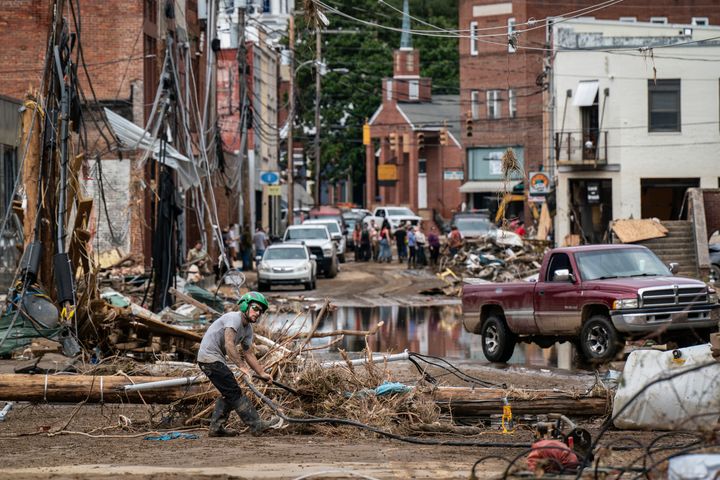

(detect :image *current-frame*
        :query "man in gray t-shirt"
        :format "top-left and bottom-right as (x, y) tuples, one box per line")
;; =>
(197, 291), (282, 437)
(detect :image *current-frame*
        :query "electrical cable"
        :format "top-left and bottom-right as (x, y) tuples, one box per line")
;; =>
(408, 352), (502, 388)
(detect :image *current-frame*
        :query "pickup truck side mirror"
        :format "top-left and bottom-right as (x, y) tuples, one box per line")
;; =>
(310, 254), (317, 261)
(553, 269), (575, 282)
(255, 256), (262, 262)
(668, 262), (679, 274)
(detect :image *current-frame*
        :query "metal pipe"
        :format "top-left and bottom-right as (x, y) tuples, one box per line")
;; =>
(0, 402), (13, 421)
(321, 350), (410, 368)
(122, 375), (205, 392)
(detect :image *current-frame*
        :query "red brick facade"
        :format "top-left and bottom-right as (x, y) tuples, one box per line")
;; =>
(459, 0), (720, 215)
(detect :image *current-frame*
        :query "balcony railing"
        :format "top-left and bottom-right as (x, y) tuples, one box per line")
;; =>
(555, 130), (608, 165)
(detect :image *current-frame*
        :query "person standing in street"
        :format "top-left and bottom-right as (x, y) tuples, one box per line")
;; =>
(428, 227), (440, 268)
(394, 222), (407, 263)
(369, 220), (379, 262)
(407, 224), (417, 268)
(378, 221), (392, 262)
(353, 223), (362, 262)
(415, 226), (427, 267)
(253, 226), (269, 262)
(197, 292), (283, 437)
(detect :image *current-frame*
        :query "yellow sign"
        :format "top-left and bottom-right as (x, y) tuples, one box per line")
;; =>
(362, 123), (370, 145)
(267, 185), (281, 196)
(377, 164), (398, 181)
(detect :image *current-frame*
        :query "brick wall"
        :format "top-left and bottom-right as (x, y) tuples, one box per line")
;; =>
(703, 189), (720, 239)
(459, 0), (720, 205)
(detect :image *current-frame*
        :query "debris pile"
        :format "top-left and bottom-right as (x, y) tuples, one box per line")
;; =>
(430, 232), (550, 296)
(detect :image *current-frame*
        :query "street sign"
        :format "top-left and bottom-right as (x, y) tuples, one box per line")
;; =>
(528, 171), (550, 195)
(267, 185), (282, 196)
(259, 171), (280, 185)
(443, 170), (464, 181)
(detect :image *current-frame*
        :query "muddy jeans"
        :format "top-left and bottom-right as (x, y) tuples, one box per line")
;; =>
(198, 361), (246, 404)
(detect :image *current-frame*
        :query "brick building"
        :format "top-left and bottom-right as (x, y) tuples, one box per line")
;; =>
(365, 2), (463, 219)
(458, 0), (720, 223)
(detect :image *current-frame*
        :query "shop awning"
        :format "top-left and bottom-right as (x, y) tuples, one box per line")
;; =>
(459, 180), (521, 193)
(573, 80), (599, 107)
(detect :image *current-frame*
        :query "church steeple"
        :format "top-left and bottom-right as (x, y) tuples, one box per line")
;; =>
(400, 0), (412, 50)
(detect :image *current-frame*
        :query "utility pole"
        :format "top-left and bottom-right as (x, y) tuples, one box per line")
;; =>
(313, 26), (322, 206)
(238, 7), (252, 230)
(287, 15), (295, 226)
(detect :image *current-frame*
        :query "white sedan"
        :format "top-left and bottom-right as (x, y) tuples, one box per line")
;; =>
(256, 244), (317, 291)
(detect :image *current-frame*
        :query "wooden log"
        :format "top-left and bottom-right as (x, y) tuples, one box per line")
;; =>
(168, 287), (222, 317)
(432, 387), (610, 416)
(109, 304), (203, 344)
(0, 374), (211, 404)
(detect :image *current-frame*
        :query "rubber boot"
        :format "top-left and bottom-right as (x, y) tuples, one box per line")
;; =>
(232, 397), (284, 436)
(208, 397), (238, 437)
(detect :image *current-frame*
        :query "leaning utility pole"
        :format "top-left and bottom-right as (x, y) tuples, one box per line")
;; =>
(313, 26), (322, 207)
(287, 15), (295, 226)
(238, 6), (252, 230)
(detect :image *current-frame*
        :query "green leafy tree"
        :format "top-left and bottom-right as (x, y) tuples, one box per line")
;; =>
(293, 0), (458, 203)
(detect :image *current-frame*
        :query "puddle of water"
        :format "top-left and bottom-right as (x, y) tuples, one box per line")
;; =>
(265, 305), (562, 368)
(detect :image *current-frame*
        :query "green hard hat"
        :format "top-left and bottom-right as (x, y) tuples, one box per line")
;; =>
(239, 291), (269, 312)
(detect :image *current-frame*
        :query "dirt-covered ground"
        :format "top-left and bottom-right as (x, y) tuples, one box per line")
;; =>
(0, 261), (714, 479)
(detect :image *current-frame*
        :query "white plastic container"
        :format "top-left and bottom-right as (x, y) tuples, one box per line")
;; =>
(668, 454), (720, 480)
(612, 344), (720, 430)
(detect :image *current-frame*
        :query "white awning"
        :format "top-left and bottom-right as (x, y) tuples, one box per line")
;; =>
(104, 108), (199, 190)
(573, 80), (599, 107)
(459, 180), (520, 193)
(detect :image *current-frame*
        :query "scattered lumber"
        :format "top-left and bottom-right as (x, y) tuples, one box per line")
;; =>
(432, 387), (609, 416)
(0, 374), (211, 404)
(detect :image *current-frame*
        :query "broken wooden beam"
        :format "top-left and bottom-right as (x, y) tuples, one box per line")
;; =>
(0, 374), (211, 404)
(168, 287), (222, 317)
(432, 387), (610, 416)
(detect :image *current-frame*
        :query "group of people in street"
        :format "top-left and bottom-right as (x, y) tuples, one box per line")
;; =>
(352, 220), (457, 269)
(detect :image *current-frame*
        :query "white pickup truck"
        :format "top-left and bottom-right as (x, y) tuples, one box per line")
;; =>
(363, 206), (423, 232)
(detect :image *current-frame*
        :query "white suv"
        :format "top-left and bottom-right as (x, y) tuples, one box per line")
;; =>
(283, 225), (339, 278)
(302, 219), (347, 263)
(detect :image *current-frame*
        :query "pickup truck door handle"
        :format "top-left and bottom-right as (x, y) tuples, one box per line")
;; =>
(539, 290), (545, 296)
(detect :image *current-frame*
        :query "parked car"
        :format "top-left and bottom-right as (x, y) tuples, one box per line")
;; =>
(302, 219), (347, 263)
(364, 206), (422, 233)
(462, 244), (719, 364)
(451, 212), (496, 240)
(283, 225), (338, 278)
(710, 243), (720, 282)
(256, 243), (317, 291)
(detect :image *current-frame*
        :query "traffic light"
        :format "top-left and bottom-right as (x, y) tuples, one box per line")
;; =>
(389, 132), (398, 151)
(439, 128), (448, 146)
(416, 132), (425, 150)
(465, 112), (473, 137)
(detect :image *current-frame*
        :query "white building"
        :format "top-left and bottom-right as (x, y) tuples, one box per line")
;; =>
(550, 19), (720, 244)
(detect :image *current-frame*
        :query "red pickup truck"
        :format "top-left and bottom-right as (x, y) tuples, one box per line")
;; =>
(462, 244), (719, 363)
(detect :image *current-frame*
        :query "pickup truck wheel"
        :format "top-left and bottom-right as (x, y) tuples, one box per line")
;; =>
(481, 315), (516, 363)
(580, 315), (621, 363)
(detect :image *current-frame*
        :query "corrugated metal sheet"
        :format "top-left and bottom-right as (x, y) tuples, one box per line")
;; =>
(0, 96), (21, 147)
(104, 108), (199, 190)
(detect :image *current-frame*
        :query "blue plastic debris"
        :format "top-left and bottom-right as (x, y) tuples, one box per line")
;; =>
(374, 381), (412, 396)
(144, 431), (199, 441)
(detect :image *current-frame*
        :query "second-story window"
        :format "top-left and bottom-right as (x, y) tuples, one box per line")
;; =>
(650, 17), (668, 24)
(508, 89), (517, 118)
(487, 90), (501, 119)
(648, 79), (681, 132)
(471, 90), (480, 119)
(692, 17), (709, 26)
(507, 17), (516, 53)
(470, 21), (478, 56)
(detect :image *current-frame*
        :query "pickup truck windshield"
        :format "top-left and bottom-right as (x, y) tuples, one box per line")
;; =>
(308, 222), (340, 235)
(575, 249), (669, 280)
(285, 228), (329, 241)
(386, 208), (415, 216)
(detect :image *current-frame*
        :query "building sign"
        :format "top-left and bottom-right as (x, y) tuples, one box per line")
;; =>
(362, 123), (370, 145)
(377, 164), (398, 181)
(587, 183), (600, 203)
(528, 171), (550, 195)
(267, 185), (282, 196)
(443, 170), (464, 181)
(259, 171), (280, 185)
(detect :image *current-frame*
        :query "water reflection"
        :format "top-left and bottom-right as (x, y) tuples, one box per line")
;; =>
(266, 305), (559, 367)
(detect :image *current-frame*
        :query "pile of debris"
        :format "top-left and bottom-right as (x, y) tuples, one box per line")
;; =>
(430, 230), (551, 296)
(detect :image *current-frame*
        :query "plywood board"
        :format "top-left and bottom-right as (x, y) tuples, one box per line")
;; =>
(612, 219), (667, 244)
